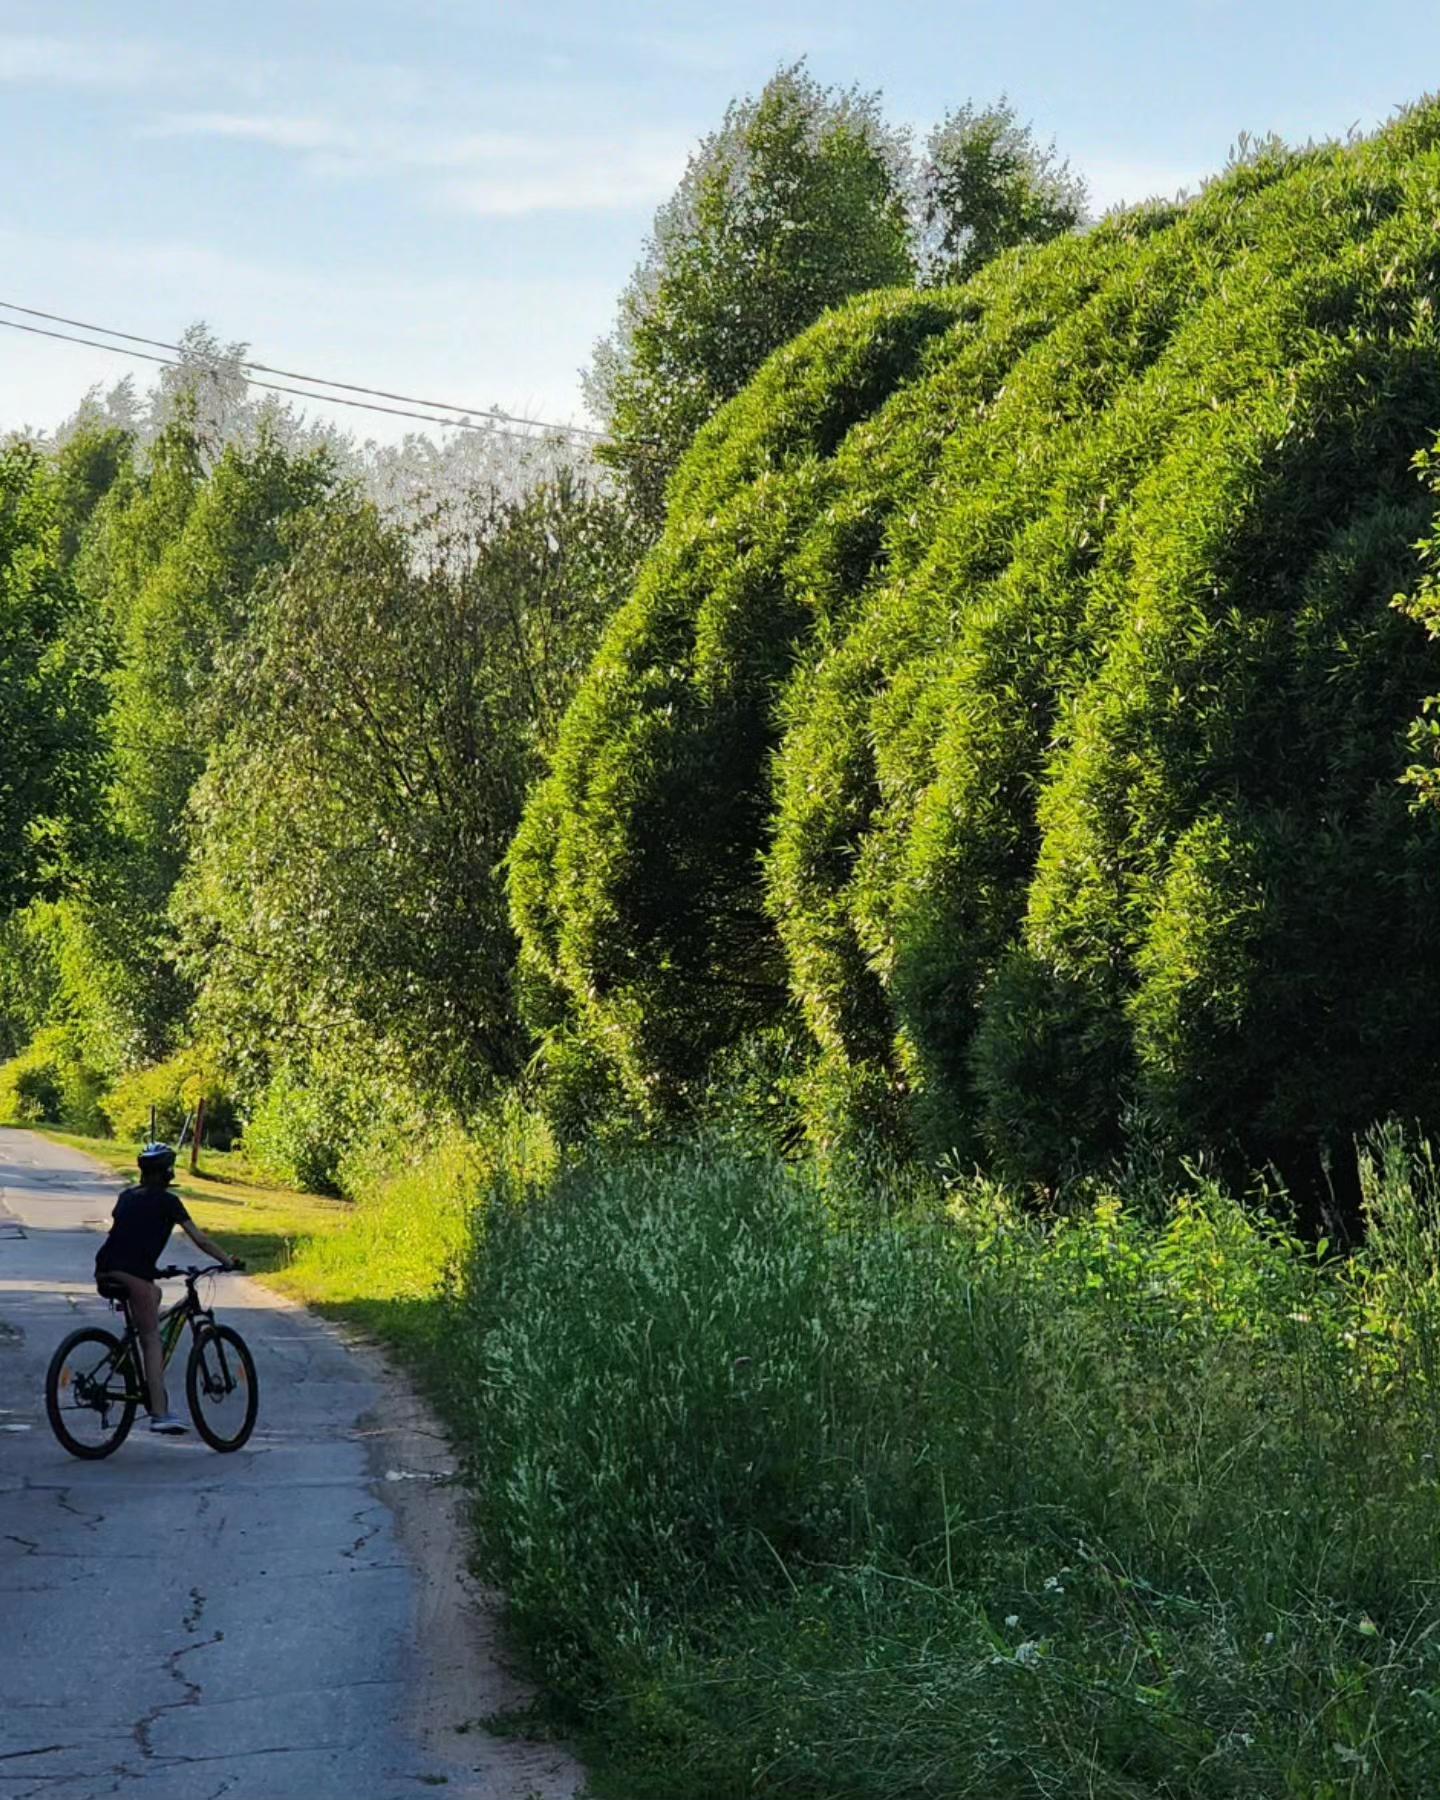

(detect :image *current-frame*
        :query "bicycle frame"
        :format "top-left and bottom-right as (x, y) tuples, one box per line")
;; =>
(95, 1270), (222, 1409)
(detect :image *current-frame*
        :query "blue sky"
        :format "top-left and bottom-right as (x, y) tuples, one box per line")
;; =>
(3, 1), (1439, 442)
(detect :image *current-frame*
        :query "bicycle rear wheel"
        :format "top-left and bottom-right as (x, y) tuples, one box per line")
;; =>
(45, 1328), (138, 1459)
(186, 1323), (258, 1451)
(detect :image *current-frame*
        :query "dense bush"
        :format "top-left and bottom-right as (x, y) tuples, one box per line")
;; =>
(451, 1129), (1440, 1796)
(0, 1025), (105, 1132)
(513, 111), (1440, 1217)
(237, 1043), (435, 1196)
(99, 1049), (236, 1147)
(241, 1062), (353, 1194)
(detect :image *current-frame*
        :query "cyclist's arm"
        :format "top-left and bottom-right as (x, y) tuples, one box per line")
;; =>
(179, 1218), (239, 1269)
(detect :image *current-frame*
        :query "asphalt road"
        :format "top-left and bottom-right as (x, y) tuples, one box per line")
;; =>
(0, 1128), (580, 1799)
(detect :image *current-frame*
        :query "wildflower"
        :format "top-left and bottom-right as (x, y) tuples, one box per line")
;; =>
(1013, 1640), (1041, 1667)
(1004, 1614), (1020, 1628)
(1043, 1574), (1066, 1595)
(1263, 1632), (1275, 1646)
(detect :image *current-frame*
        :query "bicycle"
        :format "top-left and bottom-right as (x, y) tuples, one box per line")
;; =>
(45, 1264), (258, 1459)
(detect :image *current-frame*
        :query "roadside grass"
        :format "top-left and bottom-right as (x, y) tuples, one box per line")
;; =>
(270, 1129), (480, 1364)
(38, 1129), (353, 1276)
(35, 1127), (468, 1371)
(445, 1125), (1440, 1798)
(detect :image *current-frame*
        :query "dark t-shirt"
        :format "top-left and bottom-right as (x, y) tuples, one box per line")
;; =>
(94, 1183), (192, 1282)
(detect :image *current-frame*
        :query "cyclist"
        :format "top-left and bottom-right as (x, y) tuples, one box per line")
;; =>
(94, 1142), (239, 1436)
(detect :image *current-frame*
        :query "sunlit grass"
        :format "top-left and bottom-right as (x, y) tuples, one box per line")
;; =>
(38, 1125), (470, 1361)
(39, 1128), (352, 1276)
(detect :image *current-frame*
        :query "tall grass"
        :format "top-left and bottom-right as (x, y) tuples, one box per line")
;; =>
(437, 1124), (1440, 1797)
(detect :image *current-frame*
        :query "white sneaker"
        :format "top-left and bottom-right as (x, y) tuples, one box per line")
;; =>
(149, 1414), (188, 1435)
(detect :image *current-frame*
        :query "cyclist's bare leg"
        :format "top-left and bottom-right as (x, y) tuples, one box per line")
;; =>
(109, 1273), (166, 1414)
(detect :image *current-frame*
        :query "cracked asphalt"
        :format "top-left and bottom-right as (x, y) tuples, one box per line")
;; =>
(0, 1129), (583, 1799)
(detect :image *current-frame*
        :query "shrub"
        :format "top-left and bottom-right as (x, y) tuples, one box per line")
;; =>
(239, 1046), (432, 1196)
(241, 1063), (348, 1194)
(0, 1025), (106, 1132)
(514, 108), (1440, 1213)
(99, 1049), (238, 1147)
(281, 1101), (558, 1359)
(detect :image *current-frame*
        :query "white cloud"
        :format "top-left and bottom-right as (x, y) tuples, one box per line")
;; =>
(149, 112), (345, 153)
(144, 110), (691, 215)
(0, 31), (172, 89)
(440, 137), (689, 216)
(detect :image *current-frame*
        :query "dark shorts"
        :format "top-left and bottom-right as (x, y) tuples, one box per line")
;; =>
(94, 1260), (157, 1293)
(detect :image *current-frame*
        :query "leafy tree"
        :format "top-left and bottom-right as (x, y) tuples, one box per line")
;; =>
(51, 418), (340, 1069)
(105, 422), (338, 877)
(586, 63), (915, 521)
(177, 471), (638, 1110)
(516, 109), (1440, 1229)
(0, 443), (108, 914)
(920, 98), (1088, 284)
(50, 421), (134, 568)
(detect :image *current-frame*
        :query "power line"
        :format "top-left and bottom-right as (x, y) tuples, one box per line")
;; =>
(0, 313), (550, 441)
(0, 300), (617, 447)
(0, 296), (612, 441)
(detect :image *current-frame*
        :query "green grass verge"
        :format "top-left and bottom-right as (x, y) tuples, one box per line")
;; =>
(48, 1117), (1440, 1795)
(445, 1127), (1440, 1798)
(35, 1129), (463, 1381)
(38, 1129), (353, 1277)
(38, 1128), (464, 1360)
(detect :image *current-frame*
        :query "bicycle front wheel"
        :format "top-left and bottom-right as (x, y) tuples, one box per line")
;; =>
(185, 1324), (258, 1451)
(45, 1327), (138, 1459)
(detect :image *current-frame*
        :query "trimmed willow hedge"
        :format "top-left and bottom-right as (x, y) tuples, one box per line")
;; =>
(511, 110), (1440, 1201)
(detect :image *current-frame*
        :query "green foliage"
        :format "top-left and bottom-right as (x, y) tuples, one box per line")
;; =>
(512, 287), (966, 1122)
(588, 63), (916, 518)
(519, 112), (1440, 1198)
(0, 903), (62, 1062)
(0, 1024), (105, 1131)
(99, 1048), (236, 1146)
(176, 471), (637, 1113)
(448, 1132), (1440, 1796)
(921, 96), (1089, 283)
(73, 410), (202, 633)
(49, 420), (344, 1070)
(0, 442), (109, 912)
(50, 422), (133, 566)
(237, 1033), (435, 1197)
(241, 1061), (359, 1196)
(106, 422), (339, 879)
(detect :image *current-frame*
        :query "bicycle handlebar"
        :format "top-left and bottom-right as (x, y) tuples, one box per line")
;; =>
(155, 1261), (245, 1279)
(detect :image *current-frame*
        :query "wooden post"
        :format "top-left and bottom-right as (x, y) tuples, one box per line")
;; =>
(190, 1096), (206, 1174)
(150, 1103), (157, 1143)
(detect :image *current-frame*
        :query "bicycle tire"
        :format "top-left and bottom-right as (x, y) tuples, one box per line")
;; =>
(45, 1327), (138, 1459)
(185, 1323), (258, 1451)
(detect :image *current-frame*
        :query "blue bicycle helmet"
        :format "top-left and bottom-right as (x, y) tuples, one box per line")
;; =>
(137, 1141), (177, 1180)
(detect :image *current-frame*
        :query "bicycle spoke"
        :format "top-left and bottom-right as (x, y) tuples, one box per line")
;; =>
(48, 1337), (137, 1454)
(186, 1324), (258, 1451)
